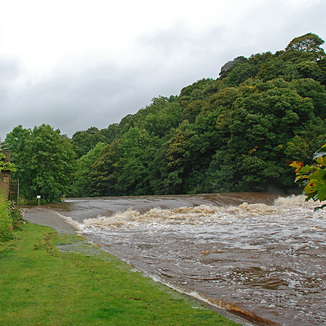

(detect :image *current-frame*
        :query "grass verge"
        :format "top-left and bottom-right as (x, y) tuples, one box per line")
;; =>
(0, 223), (239, 325)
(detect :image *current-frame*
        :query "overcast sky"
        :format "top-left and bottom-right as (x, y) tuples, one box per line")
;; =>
(0, 0), (325, 140)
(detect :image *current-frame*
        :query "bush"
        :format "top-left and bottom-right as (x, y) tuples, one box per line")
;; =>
(0, 193), (13, 241)
(8, 201), (25, 229)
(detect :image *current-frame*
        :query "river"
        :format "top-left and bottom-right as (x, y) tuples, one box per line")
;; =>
(43, 193), (325, 325)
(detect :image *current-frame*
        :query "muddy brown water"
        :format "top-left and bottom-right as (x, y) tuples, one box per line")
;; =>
(26, 193), (326, 325)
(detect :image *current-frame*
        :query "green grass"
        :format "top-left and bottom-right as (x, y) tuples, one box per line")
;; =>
(0, 223), (239, 325)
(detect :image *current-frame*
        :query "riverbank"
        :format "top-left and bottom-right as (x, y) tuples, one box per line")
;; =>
(0, 222), (240, 325)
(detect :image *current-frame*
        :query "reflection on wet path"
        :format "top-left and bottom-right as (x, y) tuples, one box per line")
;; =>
(42, 193), (325, 325)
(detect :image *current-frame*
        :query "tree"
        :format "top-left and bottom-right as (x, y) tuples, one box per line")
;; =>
(158, 120), (216, 194)
(292, 78), (326, 119)
(285, 119), (326, 163)
(285, 33), (325, 58)
(4, 124), (75, 203)
(71, 127), (100, 158)
(257, 57), (300, 82)
(90, 140), (122, 197)
(2, 125), (30, 164)
(178, 79), (215, 108)
(135, 97), (182, 138)
(71, 142), (106, 197)
(283, 33), (326, 83)
(206, 78), (318, 192)
(116, 127), (159, 195)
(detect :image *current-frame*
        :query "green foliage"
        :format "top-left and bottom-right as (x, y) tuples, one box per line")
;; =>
(4, 124), (75, 203)
(257, 57), (300, 82)
(137, 99), (182, 137)
(0, 192), (13, 241)
(8, 201), (25, 228)
(71, 142), (106, 197)
(291, 144), (326, 210)
(178, 79), (215, 108)
(2, 125), (30, 162)
(90, 140), (122, 196)
(285, 119), (326, 163)
(285, 33), (325, 58)
(0, 193), (24, 242)
(71, 126), (117, 158)
(0, 152), (16, 172)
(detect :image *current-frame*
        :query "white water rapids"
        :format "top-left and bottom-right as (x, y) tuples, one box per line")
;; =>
(46, 194), (326, 325)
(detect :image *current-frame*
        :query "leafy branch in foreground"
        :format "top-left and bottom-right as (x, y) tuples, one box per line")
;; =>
(290, 144), (326, 210)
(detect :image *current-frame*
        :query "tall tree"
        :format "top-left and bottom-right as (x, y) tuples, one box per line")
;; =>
(4, 124), (75, 203)
(71, 142), (106, 197)
(285, 33), (325, 57)
(71, 127), (102, 158)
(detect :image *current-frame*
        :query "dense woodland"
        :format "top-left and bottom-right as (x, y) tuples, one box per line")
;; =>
(3, 33), (326, 203)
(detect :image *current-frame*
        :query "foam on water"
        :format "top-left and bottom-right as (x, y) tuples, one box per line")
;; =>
(81, 195), (324, 230)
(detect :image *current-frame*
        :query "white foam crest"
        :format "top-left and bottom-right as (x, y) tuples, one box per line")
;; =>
(81, 195), (325, 229)
(274, 194), (318, 208)
(83, 208), (141, 228)
(274, 195), (326, 219)
(238, 202), (277, 216)
(83, 205), (218, 228)
(143, 205), (218, 222)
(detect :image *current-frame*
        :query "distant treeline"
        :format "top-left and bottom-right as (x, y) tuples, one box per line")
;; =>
(4, 33), (326, 202)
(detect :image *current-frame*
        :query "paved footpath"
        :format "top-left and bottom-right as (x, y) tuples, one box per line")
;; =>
(24, 207), (77, 234)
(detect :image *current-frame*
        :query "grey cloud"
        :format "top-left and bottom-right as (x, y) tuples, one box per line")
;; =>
(0, 57), (21, 82)
(0, 56), (21, 106)
(1, 61), (179, 138)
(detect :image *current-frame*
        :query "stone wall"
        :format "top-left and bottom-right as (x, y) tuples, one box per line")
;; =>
(0, 151), (11, 199)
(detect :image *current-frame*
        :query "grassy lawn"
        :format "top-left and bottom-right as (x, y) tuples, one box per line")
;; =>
(0, 223), (239, 325)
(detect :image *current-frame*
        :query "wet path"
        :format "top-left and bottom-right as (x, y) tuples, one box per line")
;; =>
(24, 207), (77, 234)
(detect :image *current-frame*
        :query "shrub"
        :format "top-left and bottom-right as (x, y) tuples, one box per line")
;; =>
(0, 193), (13, 241)
(8, 201), (25, 229)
